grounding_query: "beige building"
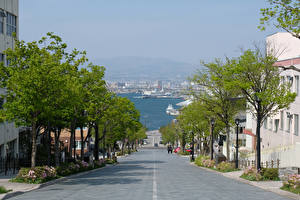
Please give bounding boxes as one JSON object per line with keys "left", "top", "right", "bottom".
{"left": 0, "top": 0, "right": 19, "bottom": 158}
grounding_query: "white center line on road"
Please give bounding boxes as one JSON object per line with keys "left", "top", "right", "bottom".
{"left": 153, "top": 151, "right": 158, "bottom": 200}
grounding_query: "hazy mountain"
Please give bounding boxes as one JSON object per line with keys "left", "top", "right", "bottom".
{"left": 93, "top": 57, "right": 201, "bottom": 81}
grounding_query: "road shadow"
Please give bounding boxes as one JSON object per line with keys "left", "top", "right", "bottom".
{"left": 54, "top": 162, "right": 155, "bottom": 187}
{"left": 120, "top": 160, "right": 165, "bottom": 165}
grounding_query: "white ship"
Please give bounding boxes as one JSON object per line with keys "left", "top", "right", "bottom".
{"left": 166, "top": 104, "right": 179, "bottom": 116}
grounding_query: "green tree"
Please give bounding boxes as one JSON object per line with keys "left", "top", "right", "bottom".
{"left": 81, "top": 64, "right": 110, "bottom": 161}
{"left": 177, "top": 102, "right": 212, "bottom": 155}
{"left": 0, "top": 33, "right": 86, "bottom": 167}
{"left": 160, "top": 121, "right": 178, "bottom": 146}
{"left": 100, "top": 96, "right": 141, "bottom": 156}
{"left": 259, "top": 0, "right": 300, "bottom": 39}
{"left": 190, "top": 59, "right": 245, "bottom": 159}
{"left": 227, "top": 48, "right": 296, "bottom": 170}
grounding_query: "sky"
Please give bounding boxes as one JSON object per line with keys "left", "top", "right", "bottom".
{"left": 20, "top": 0, "right": 279, "bottom": 65}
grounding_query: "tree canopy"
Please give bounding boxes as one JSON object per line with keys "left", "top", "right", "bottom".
{"left": 259, "top": 0, "right": 300, "bottom": 39}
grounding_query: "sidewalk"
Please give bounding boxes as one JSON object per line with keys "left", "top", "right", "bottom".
{"left": 191, "top": 163, "right": 300, "bottom": 200}
{"left": 0, "top": 175, "right": 40, "bottom": 200}
{"left": 0, "top": 164, "right": 114, "bottom": 200}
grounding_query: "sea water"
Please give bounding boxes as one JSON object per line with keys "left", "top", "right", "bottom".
{"left": 119, "top": 93, "right": 182, "bottom": 131}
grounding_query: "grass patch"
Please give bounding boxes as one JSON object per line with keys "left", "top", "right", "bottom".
{"left": 0, "top": 186, "right": 12, "bottom": 194}
{"left": 240, "top": 173, "right": 262, "bottom": 181}
{"left": 281, "top": 185, "right": 300, "bottom": 195}
{"left": 178, "top": 150, "right": 190, "bottom": 156}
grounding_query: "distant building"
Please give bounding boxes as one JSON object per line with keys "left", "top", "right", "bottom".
{"left": 0, "top": 0, "right": 19, "bottom": 158}
{"left": 157, "top": 80, "right": 162, "bottom": 90}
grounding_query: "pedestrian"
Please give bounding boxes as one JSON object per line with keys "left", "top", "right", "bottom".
{"left": 167, "top": 145, "right": 173, "bottom": 154}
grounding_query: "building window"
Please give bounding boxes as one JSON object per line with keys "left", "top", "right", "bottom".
{"left": 75, "top": 141, "right": 86, "bottom": 150}
{"left": 287, "top": 76, "right": 293, "bottom": 86}
{"left": 280, "top": 111, "right": 284, "bottom": 130}
{"left": 274, "top": 119, "right": 279, "bottom": 133}
{"left": 0, "top": 13, "right": 4, "bottom": 34}
{"left": 0, "top": 53, "right": 4, "bottom": 63}
{"left": 281, "top": 76, "right": 285, "bottom": 84}
{"left": 263, "top": 118, "right": 268, "bottom": 129}
{"left": 269, "top": 118, "right": 273, "bottom": 131}
{"left": 0, "top": 98, "right": 3, "bottom": 109}
{"left": 295, "top": 114, "right": 299, "bottom": 136}
{"left": 286, "top": 112, "right": 291, "bottom": 133}
{"left": 6, "top": 12, "right": 16, "bottom": 36}
{"left": 295, "top": 76, "right": 299, "bottom": 96}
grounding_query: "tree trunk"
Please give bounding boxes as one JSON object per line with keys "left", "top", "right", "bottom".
{"left": 69, "top": 123, "right": 75, "bottom": 161}
{"left": 102, "top": 125, "right": 106, "bottom": 160}
{"left": 31, "top": 121, "right": 37, "bottom": 167}
{"left": 226, "top": 125, "right": 230, "bottom": 161}
{"left": 182, "top": 134, "right": 186, "bottom": 151}
{"left": 94, "top": 124, "right": 99, "bottom": 161}
{"left": 107, "top": 145, "right": 111, "bottom": 159}
{"left": 54, "top": 128, "right": 61, "bottom": 166}
{"left": 127, "top": 141, "right": 131, "bottom": 154}
{"left": 80, "top": 127, "right": 84, "bottom": 160}
{"left": 121, "top": 140, "right": 125, "bottom": 155}
{"left": 47, "top": 122, "right": 51, "bottom": 166}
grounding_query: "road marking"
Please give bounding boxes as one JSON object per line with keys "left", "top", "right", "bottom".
{"left": 153, "top": 151, "right": 158, "bottom": 200}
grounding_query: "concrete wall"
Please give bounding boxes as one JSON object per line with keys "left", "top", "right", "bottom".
{"left": 247, "top": 142, "right": 300, "bottom": 168}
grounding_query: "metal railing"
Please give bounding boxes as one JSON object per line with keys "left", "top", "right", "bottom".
{"left": 239, "top": 159, "right": 280, "bottom": 169}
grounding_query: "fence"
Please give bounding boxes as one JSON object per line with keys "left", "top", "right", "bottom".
{"left": 239, "top": 159, "right": 280, "bottom": 169}
{"left": 0, "top": 155, "right": 20, "bottom": 175}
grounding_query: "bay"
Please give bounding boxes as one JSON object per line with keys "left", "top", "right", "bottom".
{"left": 119, "top": 93, "right": 182, "bottom": 131}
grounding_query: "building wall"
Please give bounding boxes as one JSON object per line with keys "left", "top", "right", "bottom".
{"left": 58, "top": 128, "right": 89, "bottom": 156}
{"left": 0, "top": 0, "right": 18, "bottom": 53}
{"left": 0, "top": 0, "right": 19, "bottom": 157}
{"left": 267, "top": 32, "right": 300, "bottom": 61}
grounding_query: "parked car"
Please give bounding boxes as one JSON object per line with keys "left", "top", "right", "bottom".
{"left": 174, "top": 147, "right": 181, "bottom": 153}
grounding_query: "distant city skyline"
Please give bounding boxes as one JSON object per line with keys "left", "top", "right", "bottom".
{"left": 20, "top": 1, "right": 279, "bottom": 66}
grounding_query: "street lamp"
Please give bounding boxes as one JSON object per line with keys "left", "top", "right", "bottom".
{"left": 210, "top": 118, "right": 215, "bottom": 160}
{"left": 235, "top": 118, "right": 240, "bottom": 169}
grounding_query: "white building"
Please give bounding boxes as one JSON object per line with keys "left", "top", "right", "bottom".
{"left": 0, "top": 0, "right": 19, "bottom": 158}
{"left": 246, "top": 32, "right": 300, "bottom": 168}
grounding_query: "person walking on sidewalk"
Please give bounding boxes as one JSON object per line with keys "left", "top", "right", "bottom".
{"left": 167, "top": 145, "right": 173, "bottom": 154}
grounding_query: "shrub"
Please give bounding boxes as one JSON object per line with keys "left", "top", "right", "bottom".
{"left": 195, "top": 155, "right": 210, "bottom": 167}
{"left": 178, "top": 150, "right": 190, "bottom": 156}
{"left": 0, "top": 186, "right": 12, "bottom": 194}
{"left": 94, "top": 159, "right": 105, "bottom": 168}
{"left": 261, "top": 168, "right": 279, "bottom": 180}
{"left": 56, "top": 160, "right": 94, "bottom": 176}
{"left": 14, "top": 166, "right": 57, "bottom": 184}
{"left": 202, "top": 159, "right": 215, "bottom": 168}
{"left": 216, "top": 162, "right": 236, "bottom": 172}
{"left": 105, "top": 158, "right": 118, "bottom": 165}
{"left": 240, "top": 166, "right": 262, "bottom": 181}
{"left": 116, "top": 152, "right": 123, "bottom": 156}
{"left": 281, "top": 174, "right": 300, "bottom": 194}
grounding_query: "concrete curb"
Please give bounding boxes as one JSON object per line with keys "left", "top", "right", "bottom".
{"left": 0, "top": 164, "right": 117, "bottom": 200}
{"left": 190, "top": 163, "right": 300, "bottom": 200}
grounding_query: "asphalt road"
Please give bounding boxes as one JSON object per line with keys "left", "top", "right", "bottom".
{"left": 9, "top": 149, "right": 291, "bottom": 200}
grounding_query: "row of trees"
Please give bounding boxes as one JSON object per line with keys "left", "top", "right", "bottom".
{"left": 161, "top": 47, "right": 296, "bottom": 169}
{"left": 0, "top": 33, "right": 146, "bottom": 167}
